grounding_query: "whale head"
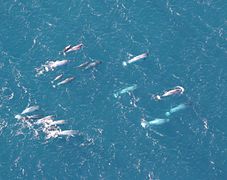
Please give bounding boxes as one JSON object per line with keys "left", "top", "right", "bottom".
{"left": 122, "top": 61, "right": 127, "bottom": 66}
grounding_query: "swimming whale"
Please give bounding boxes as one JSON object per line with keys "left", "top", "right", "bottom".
{"left": 15, "top": 114, "right": 43, "bottom": 121}
{"left": 122, "top": 52, "right": 148, "bottom": 66}
{"left": 63, "top": 43, "right": 83, "bottom": 55}
{"left": 113, "top": 84, "right": 137, "bottom": 98}
{"left": 165, "top": 103, "right": 187, "bottom": 117}
{"left": 21, "top": 105, "right": 39, "bottom": 115}
{"left": 154, "top": 86, "right": 184, "bottom": 100}
{"left": 141, "top": 118, "right": 170, "bottom": 128}
{"left": 35, "top": 115, "right": 55, "bottom": 125}
{"left": 51, "top": 74, "right": 63, "bottom": 84}
{"left": 45, "top": 129, "right": 79, "bottom": 139}
{"left": 36, "top": 60, "right": 70, "bottom": 76}
{"left": 84, "top": 60, "right": 102, "bottom": 70}
{"left": 45, "top": 60, "right": 70, "bottom": 72}
{"left": 44, "top": 120, "right": 66, "bottom": 127}
{"left": 53, "top": 77, "right": 75, "bottom": 87}
{"left": 76, "top": 61, "right": 90, "bottom": 68}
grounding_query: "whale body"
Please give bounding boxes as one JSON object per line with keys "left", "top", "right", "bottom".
{"left": 114, "top": 84, "right": 137, "bottom": 98}
{"left": 21, "top": 105, "right": 39, "bottom": 115}
{"left": 141, "top": 118, "right": 170, "bottom": 128}
{"left": 165, "top": 103, "right": 187, "bottom": 117}
{"left": 123, "top": 52, "right": 148, "bottom": 66}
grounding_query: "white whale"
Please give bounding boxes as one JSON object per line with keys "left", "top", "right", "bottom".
{"left": 165, "top": 103, "right": 187, "bottom": 117}
{"left": 123, "top": 52, "right": 148, "bottom": 66}
{"left": 114, "top": 84, "right": 137, "bottom": 98}
{"left": 21, "top": 105, "right": 39, "bottom": 115}
{"left": 141, "top": 118, "right": 170, "bottom": 128}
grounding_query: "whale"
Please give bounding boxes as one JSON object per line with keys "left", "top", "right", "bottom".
{"left": 21, "top": 105, "right": 39, "bottom": 115}
{"left": 122, "top": 52, "right": 148, "bottom": 66}
{"left": 54, "top": 77, "right": 75, "bottom": 87}
{"left": 76, "top": 61, "right": 90, "bottom": 68}
{"left": 46, "top": 60, "right": 70, "bottom": 71}
{"left": 36, "top": 60, "right": 70, "bottom": 76}
{"left": 114, "top": 84, "right": 137, "bottom": 98}
{"left": 51, "top": 74, "right": 63, "bottom": 83}
{"left": 154, "top": 86, "right": 185, "bottom": 100}
{"left": 35, "top": 115, "right": 55, "bottom": 125}
{"left": 165, "top": 103, "right": 187, "bottom": 117}
{"left": 141, "top": 118, "right": 170, "bottom": 128}
{"left": 63, "top": 43, "right": 83, "bottom": 55}
{"left": 84, "top": 60, "right": 102, "bottom": 70}
{"left": 162, "top": 86, "right": 184, "bottom": 97}
{"left": 44, "top": 120, "right": 66, "bottom": 127}
{"left": 45, "top": 129, "right": 79, "bottom": 139}
{"left": 15, "top": 114, "right": 43, "bottom": 121}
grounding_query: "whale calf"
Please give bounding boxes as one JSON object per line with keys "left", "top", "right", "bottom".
{"left": 76, "top": 61, "right": 90, "bottom": 68}
{"left": 51, "top": 74, "right": 63, "bottom": 84}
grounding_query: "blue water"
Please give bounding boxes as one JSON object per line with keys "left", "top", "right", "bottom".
{"left": 0, "top": 0, "right": 227, "bottom": 179}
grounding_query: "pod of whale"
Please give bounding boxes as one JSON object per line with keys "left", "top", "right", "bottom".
{"left": 26, "top": 40, "right": 191, "bottom": 139}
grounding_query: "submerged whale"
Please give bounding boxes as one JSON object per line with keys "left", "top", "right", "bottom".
{"left": 53, "top": 77, "right": 75, "bottom": 87}
{"left": 113, "top": 84, "right": 137, "bottom": 98}
{"left": 165, "top": 103, "right": 187, "bottom": 117}
{"left": 85, "top": 60, "right": 102, "bottom": 70}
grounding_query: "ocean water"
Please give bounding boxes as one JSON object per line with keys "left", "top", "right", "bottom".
{"left": 0, "top": 0, "right": 227, "bottom": 179}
